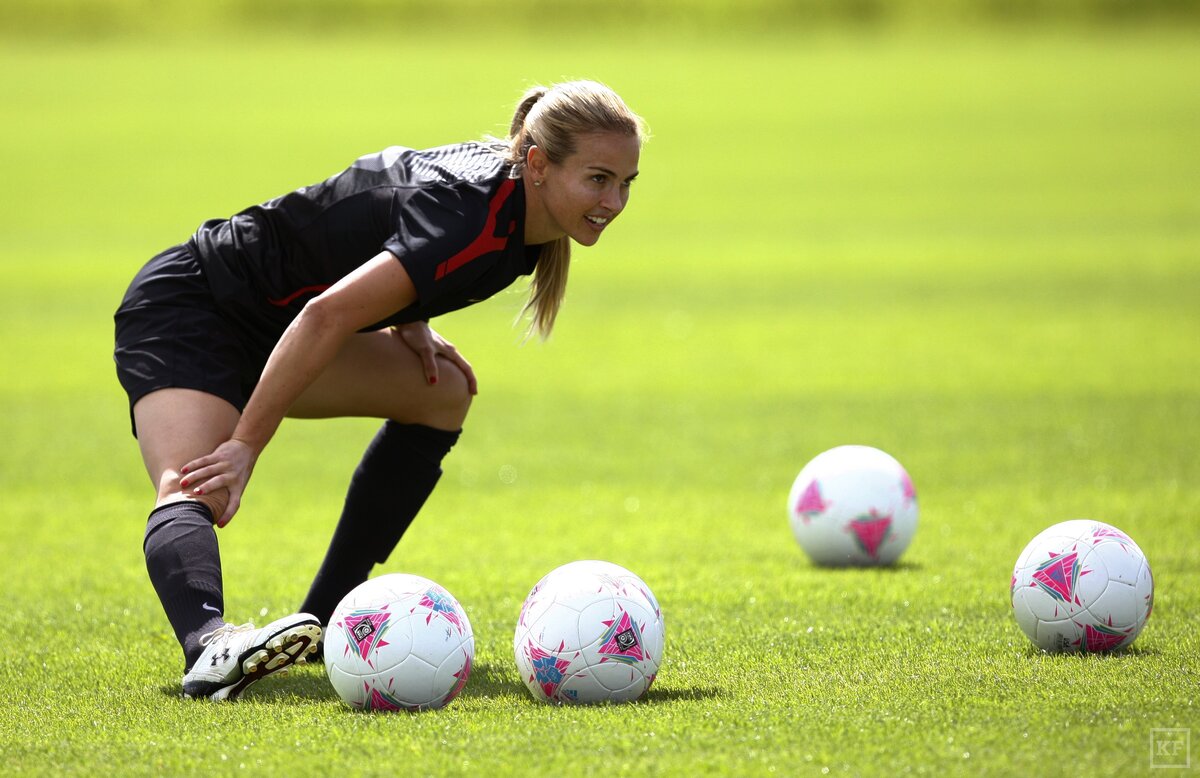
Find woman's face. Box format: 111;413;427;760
528;131;641;246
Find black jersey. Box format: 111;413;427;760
188;141;537;352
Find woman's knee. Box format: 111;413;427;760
153;479;229;524
418;357;472;428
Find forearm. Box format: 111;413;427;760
232;301;351;454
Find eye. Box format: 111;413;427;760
591;173;608;184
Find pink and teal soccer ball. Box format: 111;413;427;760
1011;520;1153;652
788;445;918;566
324;573;473;711
514;561;664;705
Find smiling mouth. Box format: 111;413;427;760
585;215;609;226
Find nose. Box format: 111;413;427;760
602;184;624;214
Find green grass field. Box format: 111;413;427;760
1;22;1198;776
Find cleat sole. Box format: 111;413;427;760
184;617;322;702
225;621;322;701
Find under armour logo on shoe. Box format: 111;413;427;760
210;648;231;666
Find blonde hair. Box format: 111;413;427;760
502;80;646;339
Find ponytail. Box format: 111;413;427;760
519;236;570;340
509;86;548;139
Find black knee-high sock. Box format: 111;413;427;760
144;501;225;671
300;422;460;625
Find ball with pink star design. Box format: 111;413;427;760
514;560;663;704
1011;519;1153;652
788;445;919;566
324;573;474;711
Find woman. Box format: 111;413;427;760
114;80;645;701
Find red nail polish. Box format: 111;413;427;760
180;480;188;488
430;376;438;385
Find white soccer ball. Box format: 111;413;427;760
1011;520;1154;652
324;573;474;711
514;560;664;705
787;445;918;566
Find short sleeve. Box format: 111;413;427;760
382;178;518;308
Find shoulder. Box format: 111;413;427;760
351;141;510;188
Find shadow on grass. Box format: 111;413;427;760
158;658;724;706
156;663;340;703
642;684;726;703
1021;642;1159;659
802;559;925;574
461;658;520;697
465;659;725;705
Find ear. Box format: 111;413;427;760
526;144;549;180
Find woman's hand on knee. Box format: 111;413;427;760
180;438;257;527
392;322;478;395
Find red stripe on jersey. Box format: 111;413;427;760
267;284;332;307
434;178;516;281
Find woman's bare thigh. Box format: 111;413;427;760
288;330;471;430
132;387;240;514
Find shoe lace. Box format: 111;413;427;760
199;622;255;647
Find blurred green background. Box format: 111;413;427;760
1;2;1197;775
3;0;1199;35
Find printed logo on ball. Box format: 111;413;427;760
598;610;645;664
353;620;375;642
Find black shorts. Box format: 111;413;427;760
113;244;270;437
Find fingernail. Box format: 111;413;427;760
181;467;189;474
194;488;203;495
180;479;188;488
429;376;438;385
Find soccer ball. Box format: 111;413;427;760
1011;520;1153;652
514;560;664;704
787;445;918;566
324;573;474;711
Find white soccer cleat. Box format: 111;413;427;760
182;613;322;701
